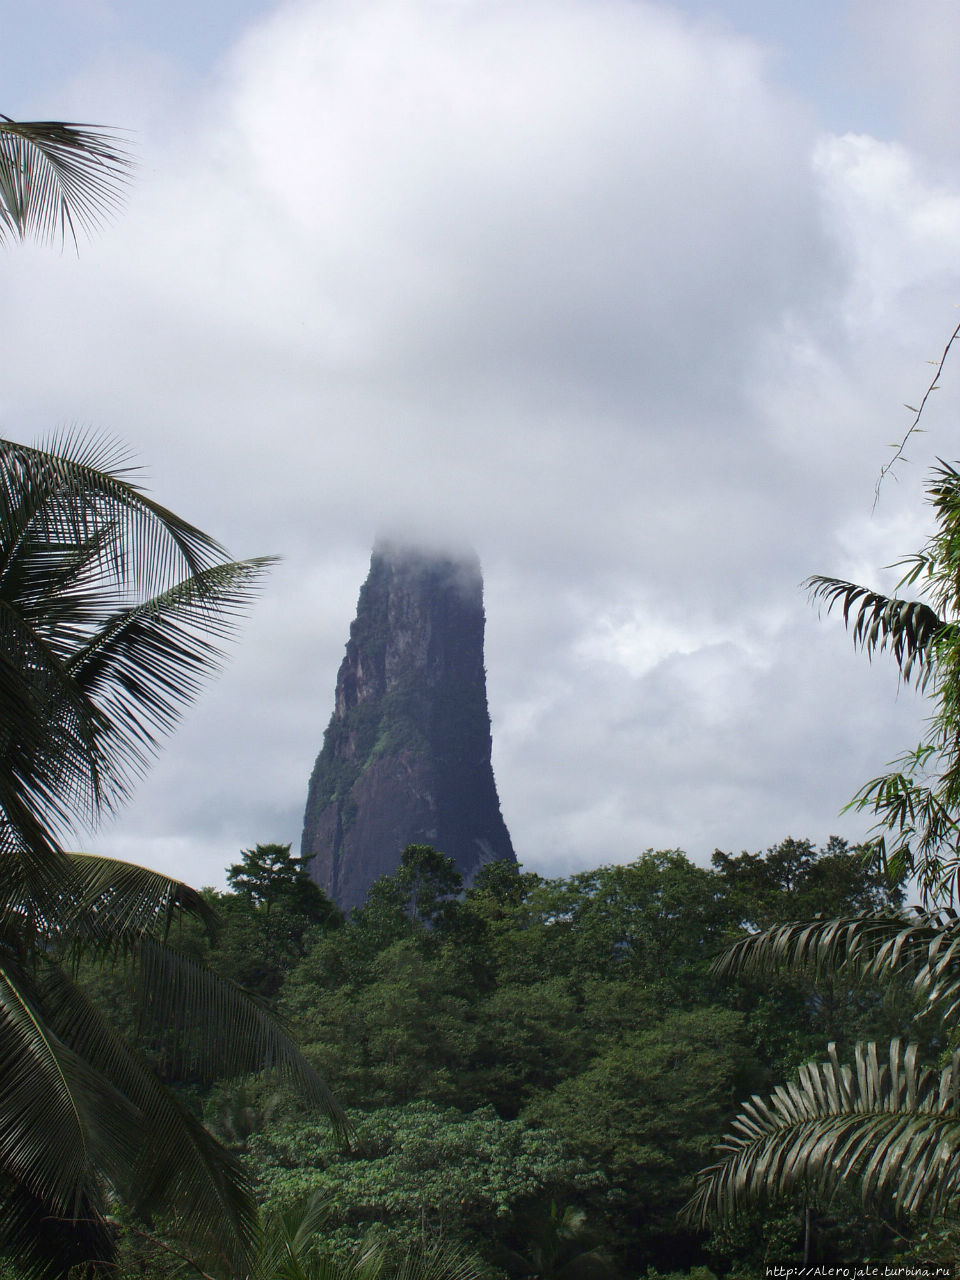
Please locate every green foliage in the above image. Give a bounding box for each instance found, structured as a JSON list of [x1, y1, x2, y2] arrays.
[[689, 460, 960, 1248], [227, 843, 328, 915], [246, 1102, 600, 1260], [274, 839, 908, 1274], [712, 835, 900, 931], [526, 1007, 749, 1262], [496, 1201, 617, 1279], [252, 1192, 487, 1279], [0, 435, 344, 1277]]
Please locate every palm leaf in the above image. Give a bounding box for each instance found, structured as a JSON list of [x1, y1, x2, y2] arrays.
[[713, 908, 960, 1023], [0, 435, 275, 867], [0, 434, 243, 618], [55, 851, 219, 955], [0, 1178, 115, 1280], [35, 960, 260, 1272], [64, 556, 275, 802], [254, 1197, 483, 1280], [0, 956, 142, 1222], [0, 117, 131, 246], [685, 1040, 960, 1225], [131, 938, 350, 1142]]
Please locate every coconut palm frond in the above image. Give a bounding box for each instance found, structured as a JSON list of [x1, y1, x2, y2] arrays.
[[0, 117, 131, 246], [58, 851, 218, 953], [65, 556, 276, 805], [0, 434, 275, 860], [132, 938, 350, 1143], [36, 960, 259, 1272]]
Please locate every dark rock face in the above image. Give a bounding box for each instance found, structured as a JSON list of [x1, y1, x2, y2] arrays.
[[301, 542, 516, 910]]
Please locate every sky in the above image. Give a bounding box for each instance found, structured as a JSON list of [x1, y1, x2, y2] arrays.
[[2, 0, 960, 890]]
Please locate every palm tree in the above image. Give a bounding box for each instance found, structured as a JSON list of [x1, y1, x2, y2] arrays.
[[0, 116, 130, 246], [686, 459, 960, 1235], [0, 433, 346, 1278]]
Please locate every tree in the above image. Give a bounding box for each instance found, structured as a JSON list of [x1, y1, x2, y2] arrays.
[[0, 116, 130, 246], [687, 458, 960, 1244], [0, 435, 345, 1277], [529, 1007, 749, 1270], [247, 1100, 600, 1262], [226, 843, 328, 917]]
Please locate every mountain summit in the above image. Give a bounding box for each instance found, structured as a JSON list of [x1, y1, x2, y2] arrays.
[[301, 541, 516, 910]]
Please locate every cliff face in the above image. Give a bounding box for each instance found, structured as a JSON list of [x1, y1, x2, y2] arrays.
[[301, 542, 516, 910]]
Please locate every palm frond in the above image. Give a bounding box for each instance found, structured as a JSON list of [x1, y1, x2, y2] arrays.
[[0, 435, 276, 861], [132, 938, 350, 1142], [59, 852, 219, 953], [0, 117, 131, 246], [254, 1197, 483, 1280], [0, 434, 238, 607], [713, 912, 911, 985], [804, 576, 944, 689], [0, 1178, 115, 1280], [64, 556, 275, 805], [0, 956, 141, 1221], [714, 908, 960, 1025], [36, 961, 260, 1272], [685, 1040, 960, 1225]]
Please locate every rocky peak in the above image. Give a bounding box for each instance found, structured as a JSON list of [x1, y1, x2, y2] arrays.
[[301, 541, 516, 911]]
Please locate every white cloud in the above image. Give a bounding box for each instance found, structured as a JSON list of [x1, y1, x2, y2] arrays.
[[3, 0, 959, 887]]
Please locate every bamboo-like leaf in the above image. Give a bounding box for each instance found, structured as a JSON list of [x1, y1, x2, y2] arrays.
[[804, 576, 944, 689]]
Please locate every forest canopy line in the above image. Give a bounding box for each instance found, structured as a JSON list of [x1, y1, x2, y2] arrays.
[[100, 834, 914, 1280]]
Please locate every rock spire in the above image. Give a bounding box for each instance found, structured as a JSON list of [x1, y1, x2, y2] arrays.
[[301, 541, 516, 910]]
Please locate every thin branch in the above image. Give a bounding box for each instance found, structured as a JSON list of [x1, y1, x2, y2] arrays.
[[875, 319, 960, 506]]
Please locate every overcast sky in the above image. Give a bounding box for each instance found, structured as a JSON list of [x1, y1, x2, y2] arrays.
[[3, 0, 959, 889]]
